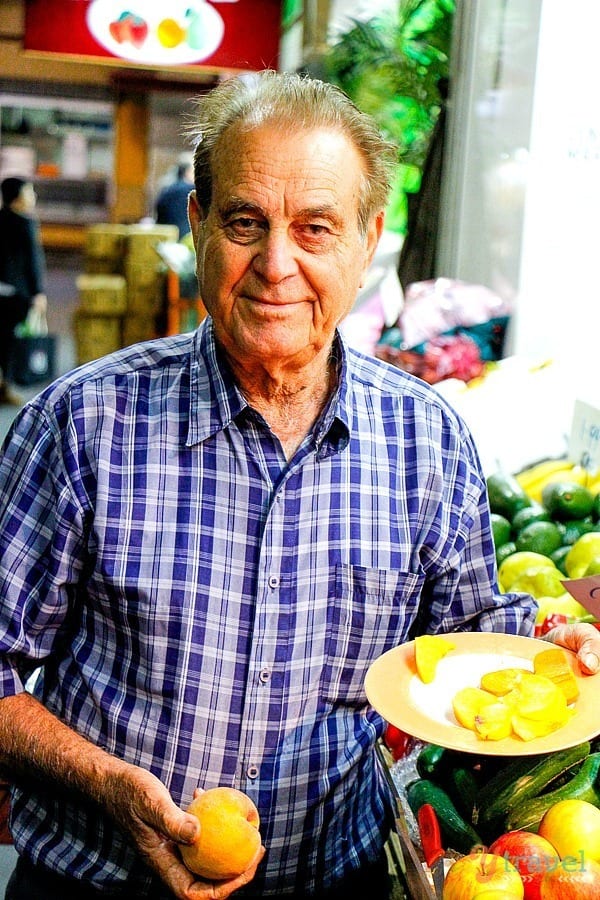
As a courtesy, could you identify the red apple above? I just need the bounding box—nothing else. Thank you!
[489,830,560,900]
[540,856,600,899]
[443,851,524,900]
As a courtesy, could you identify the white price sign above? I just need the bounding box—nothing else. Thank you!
[569,399,600,473]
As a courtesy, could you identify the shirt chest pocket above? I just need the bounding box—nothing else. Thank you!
[320,564,425,705]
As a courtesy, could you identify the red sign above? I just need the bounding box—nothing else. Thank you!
[24,0,282,72]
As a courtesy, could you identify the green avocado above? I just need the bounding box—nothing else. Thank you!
[486,471,532,521]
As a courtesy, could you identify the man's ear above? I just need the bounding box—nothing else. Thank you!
[187,191,203,244]
[359,211,385,287]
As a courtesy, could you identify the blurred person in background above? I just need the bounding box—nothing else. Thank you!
[155,154,195,239]
[0,70,599,900]
[0,176,47,405]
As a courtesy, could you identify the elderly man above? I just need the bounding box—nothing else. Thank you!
[0,71,598,900]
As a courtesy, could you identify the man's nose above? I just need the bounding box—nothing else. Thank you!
[252,229,298,282]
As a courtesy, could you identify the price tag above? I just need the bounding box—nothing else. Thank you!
[569,399,600,474]
[562,575,600,619]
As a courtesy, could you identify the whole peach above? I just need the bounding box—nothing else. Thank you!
[180,786,262,880]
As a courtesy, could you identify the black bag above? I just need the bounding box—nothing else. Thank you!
[9,334,56,386]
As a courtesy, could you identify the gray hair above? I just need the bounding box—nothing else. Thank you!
[188,70,398,235]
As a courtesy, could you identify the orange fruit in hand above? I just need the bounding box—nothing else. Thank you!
[180,787,262,880]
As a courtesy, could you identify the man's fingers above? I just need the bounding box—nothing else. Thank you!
[544,622,600,674]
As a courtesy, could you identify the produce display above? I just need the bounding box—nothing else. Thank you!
[383,457,600,897]
[486,461,600,633]
[388,733,600,899]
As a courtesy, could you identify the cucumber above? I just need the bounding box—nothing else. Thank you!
[477,741,590,832]
[405,778,482,855]
[504,751,600,833]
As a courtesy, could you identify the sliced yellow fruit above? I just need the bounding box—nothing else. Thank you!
[505,672,567,721]
[414,635,455,683]
[480,667,531,696]
[452,686,497,730]
[512,706,574,741]
[533,647,580,704]
[473,701,513,741]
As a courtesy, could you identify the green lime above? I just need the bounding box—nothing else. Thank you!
[496,541,517,568]
[550,545,570,575]
[498,551,556,591]
[541,481,594,521]
[561,519,600,546]
[515,520,563,557]
[511,505,551,534]
[584,555,600,576]
[565,532,600,577]
[510,566,567,599]
[490,513,512,547]
[594,492,600,522]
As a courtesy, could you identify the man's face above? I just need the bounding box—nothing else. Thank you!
[189,123,383,372]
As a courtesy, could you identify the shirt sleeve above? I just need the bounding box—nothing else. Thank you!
[414,424,538,638]
[0,401,87,697]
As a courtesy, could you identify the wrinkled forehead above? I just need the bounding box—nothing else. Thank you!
[210,121,366,202]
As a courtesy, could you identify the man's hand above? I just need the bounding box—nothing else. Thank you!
[543,622,600,674]
[103,764,264,899]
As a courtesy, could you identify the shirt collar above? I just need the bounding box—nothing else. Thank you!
[186,318,351,454]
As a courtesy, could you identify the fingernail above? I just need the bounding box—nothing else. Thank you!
[180,821,198,843]
[583,652,599,672]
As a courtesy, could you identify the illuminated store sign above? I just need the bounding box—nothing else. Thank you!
[24,0,282,71]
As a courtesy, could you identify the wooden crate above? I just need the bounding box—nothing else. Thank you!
[73,310,123,365]
[76,275,128,316]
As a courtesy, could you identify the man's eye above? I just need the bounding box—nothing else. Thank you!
[225,217,263,239]
[305,223,329,236]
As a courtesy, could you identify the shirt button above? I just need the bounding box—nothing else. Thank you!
[268,575,280,588]
[247,765,259,780]
[259,668,271,683]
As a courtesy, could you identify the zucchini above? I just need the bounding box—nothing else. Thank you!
[405,778,482,855]
[504,751,600,833]
[445,765,480,823]
[477,741,590,832]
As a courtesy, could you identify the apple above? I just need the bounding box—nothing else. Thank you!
[538,799,600,863]
[489,830,560,900]
[442,851,524,900]
[472,891,524,900]
[540,856,600,898]
[179,786,262,880]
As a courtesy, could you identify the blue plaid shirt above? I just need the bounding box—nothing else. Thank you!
[0,319,535,895]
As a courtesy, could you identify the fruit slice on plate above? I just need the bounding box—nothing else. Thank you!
[452,686,498,730]
[534,647,580,704]
[414,634,455,683]
[480,667,531,696]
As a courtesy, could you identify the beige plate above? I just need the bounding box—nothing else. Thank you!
[365,631,600,755]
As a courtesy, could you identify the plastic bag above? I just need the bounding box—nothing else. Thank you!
[14,307,49,338]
